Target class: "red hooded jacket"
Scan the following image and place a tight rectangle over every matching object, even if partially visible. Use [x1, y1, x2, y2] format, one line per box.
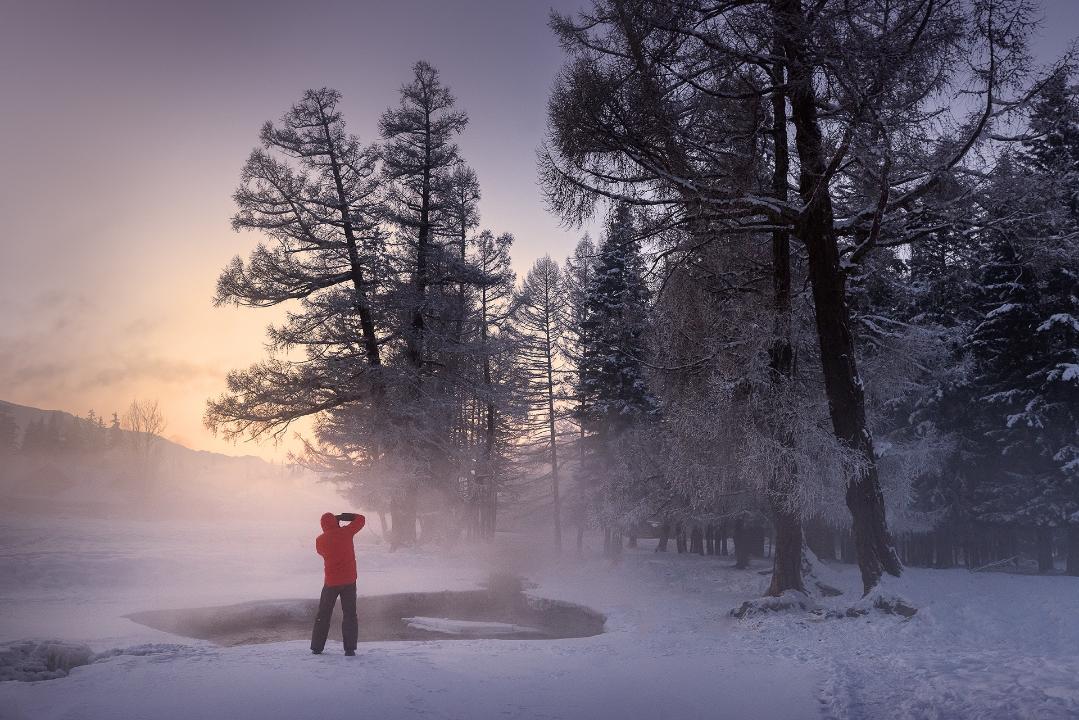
[316, 512, 365, 586]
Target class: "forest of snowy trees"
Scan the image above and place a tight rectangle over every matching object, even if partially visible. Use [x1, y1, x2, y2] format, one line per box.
[207, 0, 1079, 600]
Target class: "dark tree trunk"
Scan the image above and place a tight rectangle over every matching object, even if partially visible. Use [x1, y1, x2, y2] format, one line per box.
[775, 0, 901, 595]
[705, 525, 716, 555]
[761, 26, 806, 597]
[934, 527, 955, 569]
[690, 525, 705, 555]
[840, 529, 856, 564]
[1067, 526, 1079, 577]
[608, 530, 624, 562]
[656, 522, 670, 552]
[748, 525, 766, 558]
[734, 518, 751, 570]
[1036, 527, 1054, 574]
[675, 524, 687, 554]
[544, 316, 562, 553]
[720, 523, 729, 556]
[767, 512, 805, 595]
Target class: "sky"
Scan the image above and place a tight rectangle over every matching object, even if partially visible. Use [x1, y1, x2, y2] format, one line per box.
[0, 0, 1076, 460]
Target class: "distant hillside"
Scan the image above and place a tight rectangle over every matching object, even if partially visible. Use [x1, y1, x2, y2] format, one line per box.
[0, 398, 274, 471]
[0, 399, 340, 520]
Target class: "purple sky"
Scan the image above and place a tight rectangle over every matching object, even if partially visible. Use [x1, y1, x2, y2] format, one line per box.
[1, 0, 1075, 458]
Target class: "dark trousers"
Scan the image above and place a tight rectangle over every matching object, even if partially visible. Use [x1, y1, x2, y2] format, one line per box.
[311, 582, 358, 653]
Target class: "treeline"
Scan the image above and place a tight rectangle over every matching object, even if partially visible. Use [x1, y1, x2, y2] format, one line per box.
[535, 0, 1079, 591]
[211, 0, 1078, 597]
[0, 408, 119, 457]
[0, 400, 167, 481]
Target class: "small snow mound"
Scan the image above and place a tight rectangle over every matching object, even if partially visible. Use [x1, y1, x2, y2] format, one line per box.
[730, 590, 818, 619]
[842, 583, 918, 618]
[802, 547, 845, 598]
[0, 640, 95, 682]
[93, 643, 194, 660]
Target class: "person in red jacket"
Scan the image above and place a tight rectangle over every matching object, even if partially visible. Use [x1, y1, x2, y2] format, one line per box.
[311, 511, 365, 656]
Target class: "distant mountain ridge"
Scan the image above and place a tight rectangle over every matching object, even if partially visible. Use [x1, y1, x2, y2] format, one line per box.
[0, 398, 276, 469]
[0, 398, 340, 520]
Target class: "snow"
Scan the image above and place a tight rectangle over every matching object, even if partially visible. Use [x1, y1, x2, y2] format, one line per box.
[402, 617, 543, 636]
[1056, 362, 1079, 383]
[985, 302, 1021, 319]
[1037, 313, 1079, 333]
[2, 509, 1079, 719]
[0, 641, 94, 682]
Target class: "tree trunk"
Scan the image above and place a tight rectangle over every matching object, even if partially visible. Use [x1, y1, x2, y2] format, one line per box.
[656, 522, 670, 552]
[934, 527, 954, 569]
[1067, 526, 1079, 577]
[690, 525, 705, 555]
[1036, 527, 1054, 574]
[606, 529, 624, 561]
[767, 512, 805, 595]
[720, 523, 729, 556]
[775, 0, 901, 595]
[544, 298, 562, 553]
[760, 32, 807, 597]
[748, 525, 766, 558]
[734, 518, 751, 569]
[675, 524, 687, 554]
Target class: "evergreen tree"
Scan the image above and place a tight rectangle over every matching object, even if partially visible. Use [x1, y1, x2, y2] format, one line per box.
[379, 60, 468, 371]
[513, 255, 569, 550]
[965, 110, 1079, 571]
[576, 205, 658, 556]
[107, 412, 123, 451]
[577, 205, 657, 436]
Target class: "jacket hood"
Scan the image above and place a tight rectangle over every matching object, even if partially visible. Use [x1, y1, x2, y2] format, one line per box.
[320, 512, 338, 532]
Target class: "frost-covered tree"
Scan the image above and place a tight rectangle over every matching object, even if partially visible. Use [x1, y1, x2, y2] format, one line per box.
[578, 206, 656, 433]
[207, 87, 386, 436]
[513, 255, 569, 550]
[562, 235, 597, 551]
[576, 205, 659, 556]
[468, 230, 518, 538]
[544, 0, 1041, 594]
[904, 72, 1079, 574]
[380, 60, 469, 371]
[961, 78, 1079, 572]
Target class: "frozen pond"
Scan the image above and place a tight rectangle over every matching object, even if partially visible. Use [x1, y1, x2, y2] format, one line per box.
[125, 579, 605, 646]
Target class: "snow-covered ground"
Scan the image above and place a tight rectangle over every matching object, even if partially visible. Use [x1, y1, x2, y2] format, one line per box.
[2, 508, 1078, 720]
